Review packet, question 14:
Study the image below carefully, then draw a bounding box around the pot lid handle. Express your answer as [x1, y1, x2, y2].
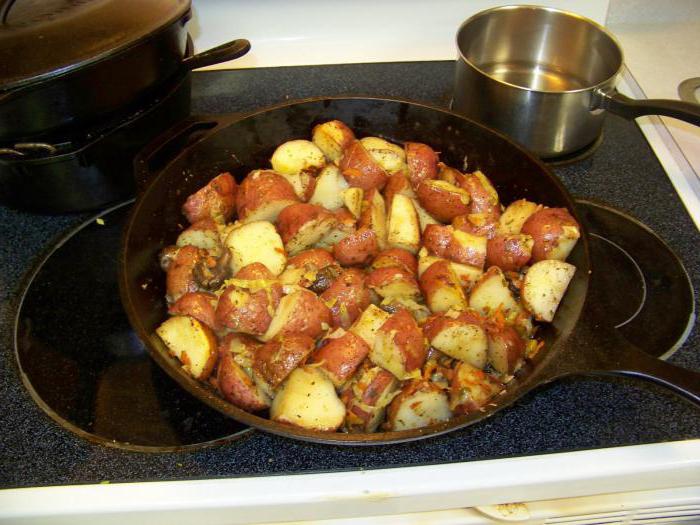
[182, 39, 251, 71]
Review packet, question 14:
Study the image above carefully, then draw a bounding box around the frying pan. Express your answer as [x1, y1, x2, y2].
[119, 97, 700, 445]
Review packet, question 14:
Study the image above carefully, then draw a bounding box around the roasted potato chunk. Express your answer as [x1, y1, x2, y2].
[156, 316, 218, 380]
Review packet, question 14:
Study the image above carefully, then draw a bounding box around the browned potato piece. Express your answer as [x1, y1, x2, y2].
[522, 260, 576, 322]
[383, 170, 415, 207]
[423, 312, 488, 369]
[308, 164, 349, 210]
[457, 171, 501, 238]
[261, 289, 331, 342]
[215, 271, 283, 336]
[236, 170, 300, 223]
[182, 172, 238, 224]
[371, 248, 418, 276]
[419, 259, 469, 313]
[386, 380, 452, 431]
[340, 140, 389, 191]
[320, 268, 371, 329]
[224, 220, 287, 276]
[486, 234, 534, 271]
[371, 309, 427, 380]
[168, 291, 218, 331]
[270, 140, 326, 178]
[270, 366, 346, 431]
[253, 333, 315, 390]
[365, 266, 421, 301]
[415, 180, 471, 222]
[341, 187, 364, 219]
[358, 188, 388, 250]
[486, 323, 526, 375]
[279, 248, 336, 288]
[342, 364, 400, 433]
[165, 245, 206, 303]
[422, 224, 487, 269]
[417, 248, 483, 290]
[405, 142, 439, 188]
[450, 361, 503, 415]
[349, 304, 391, 348]
[315, 208, 357, 249]
[498, 199, 541, 235]
[217, 333, 270, 412]
[333, 227, 379, 267]
[311, 328, 371, 387]
[386, 193, 421, 254]
[176, 218, 222, 256]
[277, 203, 337, 256]
[360, 137, 406, 173]
[156, 316, 218, 380]
[436, 162, 464, 186]
[468, 267, 520, 316]
[312, 120, 356, 164]
[521, 207, 581, 262]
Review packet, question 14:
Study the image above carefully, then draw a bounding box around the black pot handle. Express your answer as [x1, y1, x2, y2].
[597, 90, 700, 127]
[536, 276, 700, 406]
[182, 39, 251, 71]
[132, 116, 220, 192]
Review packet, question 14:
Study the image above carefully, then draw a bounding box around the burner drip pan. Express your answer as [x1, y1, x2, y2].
[14, 202, 250, 452]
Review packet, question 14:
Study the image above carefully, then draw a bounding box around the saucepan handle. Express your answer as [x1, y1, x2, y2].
[596, 90, 700, 127]
[132, 116, 221, 192]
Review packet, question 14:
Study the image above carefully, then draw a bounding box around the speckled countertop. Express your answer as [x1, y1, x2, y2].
[1, 62, 698, 489]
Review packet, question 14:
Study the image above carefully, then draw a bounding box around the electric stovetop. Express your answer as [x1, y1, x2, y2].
[1, 63, 698, 488]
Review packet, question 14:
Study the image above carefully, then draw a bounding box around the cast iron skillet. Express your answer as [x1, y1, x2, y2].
[119, 97, 700, 445]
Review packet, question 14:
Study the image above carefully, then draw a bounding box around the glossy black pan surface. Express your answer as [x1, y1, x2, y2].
[119, 97, 697, 445]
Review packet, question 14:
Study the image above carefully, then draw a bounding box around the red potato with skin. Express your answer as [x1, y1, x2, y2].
[280, 248, 336, 288]
[253, 333, 316, 391]
[342, 364, 400, 433]
[235, 170, 300, 223]
[182, 172, 237, 224]
[383, 170, 415, 207]
[486, 323, 526, 375]
[405, 142, 439, 188]
[165, 245, 206, 303]
[521, 207, 581, 262]
[311, 328, 371, 387]
[468, 266, 521, 316]
[217, 334, 270, 412]
[371, 248, 418, 276]
[419, 259, 469, 313]
[423, 311, 488, 369]
[312, 120, 356, 164]
[358, 188, 388, 250]
[339, 140, 389, 190]
[320, 268, 371, 329]
[366, 266, 421, 301]
[422, 224, 487, 269]
[370, 309, 428, 380]
[260, 288, 332, 342]
[315, 208, 357, 249]
[276, 203, 337, 256]
[176, 218, 222, 256]
[436, 162, 465, 186]
[168, 292, 218, 331]
[415, 180, 471, 222]
[486, 234, 534, 271]
[333, 227, 379, 267]
[385, 380, 452, 431]
[498, 199, 541, 235]
[215, 271, 283, 336]
[360, 137, 406, 173]
[457, 171, 501, 238]
[156, 316, 218, 380]
[450, 361, 503, 415]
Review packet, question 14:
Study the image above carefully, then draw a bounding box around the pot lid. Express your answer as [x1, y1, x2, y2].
[0, 0, 191, 92]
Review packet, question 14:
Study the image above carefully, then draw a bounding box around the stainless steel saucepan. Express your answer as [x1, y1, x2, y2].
[453, 5, 700, 158]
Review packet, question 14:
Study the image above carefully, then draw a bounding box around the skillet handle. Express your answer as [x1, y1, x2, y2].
[538, 291, 700, 406]
[132, 117, 220, 192]
[597, 90, 700, 127]
[182, 39, 251, 70]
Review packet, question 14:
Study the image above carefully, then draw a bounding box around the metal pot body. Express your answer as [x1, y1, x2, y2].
[453, 5, 623, 158]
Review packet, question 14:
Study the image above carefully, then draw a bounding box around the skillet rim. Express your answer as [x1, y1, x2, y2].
[119, 95, 591, 445]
